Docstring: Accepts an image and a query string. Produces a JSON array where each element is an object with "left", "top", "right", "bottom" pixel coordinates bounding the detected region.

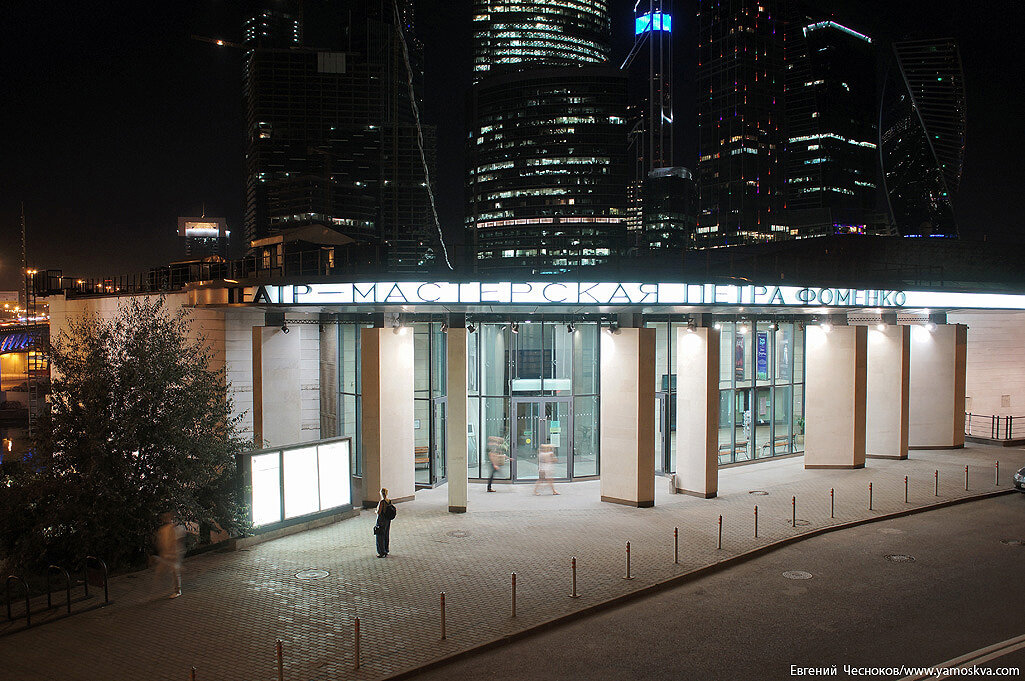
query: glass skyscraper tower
[
  {"left": 880, "top": 39, "right": 966, "bottom": 238},
  {"left": 467, "top": 0, "right": 627, "bottom": 274},
  {"left": 696, "top": 0, "right": 786, "bottom": 247}
]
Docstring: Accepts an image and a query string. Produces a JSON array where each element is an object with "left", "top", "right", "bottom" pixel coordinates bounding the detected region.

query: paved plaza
[{"left": 1, "top": 444, "right": 1023, "bottom": 681}]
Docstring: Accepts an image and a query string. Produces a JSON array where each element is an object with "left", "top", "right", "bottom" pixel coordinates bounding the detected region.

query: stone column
[
  {"left": 866, "top": 324, "right": 910, "bottom": 459},
  {"left": 599, "top": 327, "right": 656, "bottom": 507},
  {"left": 252, "top": 326, "right": 302, "bottom": 448},
  {"left": 674, "top": 325, "right": 720, "bottom": 498},
  {"left": 360, "top": 327, "right": 415, "bottom": 507},
  {"left": 446, "top": 327, "right": 468, "bottom": 513},
  {"left": 909, "top": 324, "right": 967, "bottom": 449},
  {"left": 804, "top": 324, "right": 867, "bottom": 469}
]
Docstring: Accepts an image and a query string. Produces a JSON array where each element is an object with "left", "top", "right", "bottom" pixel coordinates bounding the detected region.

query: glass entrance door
[
  {"left": 512, "top": 398, "right": 572, "bottom": 481},
  {"left": 433, "top": 397, "right": 448, "bottom": 483},
  {"left": 655, "top": 392, "right": 668, "bottom": 474}
]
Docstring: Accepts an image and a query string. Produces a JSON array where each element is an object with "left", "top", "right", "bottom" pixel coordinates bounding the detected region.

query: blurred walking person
[
  {"left": 486, "top": 435, "right": 509, "bottom": 492},
  {"left": 154, "top": 511, "right": 185, "bottom": 598},
  {"left": 534, "top": 444, "right": 559, "bottom": 495},
  {"left": 375, "top": 488, "right": 397, "bottom": 557}
]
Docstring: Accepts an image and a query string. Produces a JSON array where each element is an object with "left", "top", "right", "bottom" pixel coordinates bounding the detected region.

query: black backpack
[{"left": 384, "top": 502, "right": 397, "bottom": 520}]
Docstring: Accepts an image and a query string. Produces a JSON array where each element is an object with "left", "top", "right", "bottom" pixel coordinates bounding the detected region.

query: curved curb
[{"left": 381, "top": 488, "right": 1018, "bottom": 681}]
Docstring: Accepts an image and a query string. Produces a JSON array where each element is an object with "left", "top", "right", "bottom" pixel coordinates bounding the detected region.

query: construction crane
[{"left": 190, "top": 35, "right": 242, "bottom": 49}]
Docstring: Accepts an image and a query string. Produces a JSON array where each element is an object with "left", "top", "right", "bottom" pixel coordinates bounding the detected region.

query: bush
[{"left": 0, "top": 296, "right": 251, "bottom": 575}]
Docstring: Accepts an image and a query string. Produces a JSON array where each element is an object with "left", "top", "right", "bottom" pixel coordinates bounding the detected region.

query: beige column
[
  {"left": 804, "top": 324, "right": 867, "bottom": 469},
  {"left": 599, "top": 327, "right": 656, "bottom": 507},
  {"left": 674, "top": 326, "right": 720, "bottom": 498},
  {"left": 909, "top": 324, "right": 967, "bottom": 449},
  {"left": 251, "top": 326, "right": 302, "bottom": 448},
  {"left": 360, "top": 327, "right": 415, "bottom": 508},
  {"left": 446, "top": 328, "right": 468, "bottom": 513},
  {"left": 866, "top": 325, "right": 910, "bottom": 459}
]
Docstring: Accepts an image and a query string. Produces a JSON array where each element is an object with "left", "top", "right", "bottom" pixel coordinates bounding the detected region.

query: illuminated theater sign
[{"left": 230, "top": 282, "right": 1025, "bottom": 311}]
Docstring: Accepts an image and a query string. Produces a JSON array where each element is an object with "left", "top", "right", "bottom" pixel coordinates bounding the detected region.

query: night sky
[{"left": 2, "top": 0, "right": 1022, "bottom": 291}]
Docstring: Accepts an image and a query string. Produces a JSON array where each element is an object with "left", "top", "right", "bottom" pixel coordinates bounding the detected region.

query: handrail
[
  {"left": 5, "top": 575, "right": 30, "bottom": 626},
  {"left": 83, "top": 556, "right": 109, "bottom": 605},
  {"left": 46, "top": 565, "right": 72, "bottom": 615},
  {"left": 965, "top": 413, "right": 1025, "bottom": 440}
]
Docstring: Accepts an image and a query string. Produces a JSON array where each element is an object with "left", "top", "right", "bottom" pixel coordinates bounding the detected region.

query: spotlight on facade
[
  {"left": 467, "top": 323, "right": 476, "bottom": 334},
  {"left": 511, "top": 322, "right": 519, "bottom": 334},
  {"left": 441, "top": 322, "right": 449, "bottom": 333},
  {"left": 567, "top": 322, "right": 576, "bottom": 333},
  {"left": 281, "top": 323, "right": 290, "bottom": 334},
  {"left": 925, "top": 322, "right": 937, "bottom": 332},
  {"left": 713, "top": 322, "right": 722, "bottom": 330},
  {"left": 819, "top": 322, "right": 832, "bottom": 333},
  {"left": 876, "top": 322, "right": 887, "bottom": 331},
  {"left": 738, "top": 323, "right": 749, "bottom": 335},
  {"left": 686, "top": 319, "right": 697, "bottom": 332}
]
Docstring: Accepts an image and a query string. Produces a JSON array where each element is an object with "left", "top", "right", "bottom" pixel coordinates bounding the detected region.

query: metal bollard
[
  {"left": 965, "top": 465, "right": 969, "bottom": 491},
  {"left": 191, "top": 667, "right": 196, "bottom": 681},
  {"left": 717, "top": 515, "right": 723, "bottom": 550},
  {"left": 511, "top": 573, "right": 517, "bottom": 617},
  {"left": 996, "top": 461, "right": 1000, "bottom": 486},
  {"left": 869, "top": 482, "right": 873, "bottom": 510},
  {"left": 570, "top": 557, "right": 580, "bottom": 598},
  {"left": 674, "top": 527, "right": 679, "bottom": 565},
  {"left": 754, "top": 506, "right": 758, "bottom": 538},
  {"left": 354, "top": 618, "right": 360, "bottom": 671},
  {"left": 276, "top": 639, "right": 283, "bottom": 681},
  {"left": 935, "top": 469, "right": 939, "bottom": 496},
  {"left": 830, "top": 488, "right": 834, "bottom": 519},
  {"left": 440, "top": 592, "right": 446, "bottom": 640},
  {"left": 792, "top": 496, "right": 796, "bottom": 528},
  {"left": 624, "top": 542, "right": 634, "bottom": 580},
  {"left": 905, "top": 475, "right": 909, "bottom": 503}
]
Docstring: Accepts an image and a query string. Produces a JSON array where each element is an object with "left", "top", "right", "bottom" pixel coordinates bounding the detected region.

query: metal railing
[{"left": 965, "top": 413, "right": 1025, "bottom": 440}]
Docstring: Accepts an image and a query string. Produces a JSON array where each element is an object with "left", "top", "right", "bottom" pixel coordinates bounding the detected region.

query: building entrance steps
[{"left": 1, "top": 444, "right": 1022, "bottom": 681}]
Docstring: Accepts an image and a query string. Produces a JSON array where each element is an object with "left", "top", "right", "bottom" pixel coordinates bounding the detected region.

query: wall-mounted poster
[
  {"left": 756, "top": 332, "right": 769, "bottom": 380},
  {"left": 735, "top": 333, "right": 746, "bottom": 381},
  {"left": 778, "top": 326, "right": 793, "bottom": 381}
]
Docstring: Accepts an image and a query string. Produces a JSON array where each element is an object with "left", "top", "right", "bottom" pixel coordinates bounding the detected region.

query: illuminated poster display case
[{"left": 239, "top": 436, "right": 354, "bottom": 531}]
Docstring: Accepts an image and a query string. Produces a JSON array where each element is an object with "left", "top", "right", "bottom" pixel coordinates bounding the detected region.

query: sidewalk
[{"left": 1, "top": 445, "right": 1022, "bottom": 681}]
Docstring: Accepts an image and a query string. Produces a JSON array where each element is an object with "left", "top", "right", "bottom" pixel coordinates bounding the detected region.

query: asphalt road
[{"left": 412, "top": 493, "right": 1025, "bottom": 681}]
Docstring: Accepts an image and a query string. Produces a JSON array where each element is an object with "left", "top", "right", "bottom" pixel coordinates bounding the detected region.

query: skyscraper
[
  {"left": 466, "top": 0, "right": 627, "bottom": 274},
  {"left": 696, "top": 0, "right": 785, "bottom": 247},
  {"left": 623, "top": 1, "right": 675, "bottom": 236},
  {"left": 784, "top": 16, "right": 878, "bottom": 236},
  {"left": 243, "top": 1, "right": 441, "bottom": 271},
  {"left": 880, "top": 39, "right": 966, "bottom": 238}
]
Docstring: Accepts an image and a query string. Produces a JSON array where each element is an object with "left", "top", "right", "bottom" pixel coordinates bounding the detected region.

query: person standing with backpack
[{"left": 374, "top": 488, "right": 396, "bottom": 557}]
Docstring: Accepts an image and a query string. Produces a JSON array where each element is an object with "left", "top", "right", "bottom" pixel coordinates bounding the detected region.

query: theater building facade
[{"left": 47, "top": 279, "right": 1025, "bottom": 515}]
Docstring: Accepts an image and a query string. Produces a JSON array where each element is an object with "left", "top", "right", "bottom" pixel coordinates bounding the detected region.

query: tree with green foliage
[{"left": 0, "top": 296, "right": 250, "bottom": 574}]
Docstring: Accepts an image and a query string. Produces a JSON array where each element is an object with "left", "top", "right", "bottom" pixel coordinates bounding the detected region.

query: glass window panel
[
  {"left": 718, "top": 389, "right": 733, "bottom": 464},
  {"left": 414, "top": 324, "right": 430, "bottom": 398},
  {"left": 283, "top": 446, "right": 320, "bottom": 519},
  {"left": 481, "top": 324, "right": 510, "bottom": 396},
  {"left": 467, "top": 329, "right": 480, "bottom": 396},
  {"left": 544, "top": 401, "right": 570, "bottom": 478},
  {"left": 432, "top": 323, "right": 447, "bottom": 397},
  {"left": 513, "top": 400, "right": 539, "bottom": 480},
  {"left": 775, "top": 323, "right": 794, "bottom": 384},
  {"left": 317, "top": 440, "right": 351, "bottom": 509},
  {"left": 793, "top": 325, "right": 805, "bottom": 383},
  {"left": 648, "top": 322, "right": 670, "bottom": 392},
  {"left": 433, "top": 399, "right": 447, "bottom": 482},
  {"left": 754, "top": 386, "right": 773, "bottom": 458},
  {"left": 719, "top": 324, "right": 734, "bottom": 388},
  {"left": 793, "top": 384, "right": 805, "bottom": 453},
  {"left": 340, "top": 394, "right": 358, "bottom": 474},
  {"left": 467, "top": 396, "right": 481, "bottom": 478},
  {"left": 573, "top": 395, "right": 598, "bottom": 476},
  {"left": 734, "top": 388, "right": 752, "bottom": 462},
  {"left": 251, "top": 452, "right": 282, "bottom": 527},
  {"left": 484, "top": 397, "right": 511, "bottom": 480},
  {"left": 734, "top": 327, "right": 752, "bottom": 387},
  {"left": 773, "top": 385, "right": 793, "bottom": 456},
  {"left": 544, "top": 323, "right": 573, "bottom": 395},
  {"left": 515, "top": 322, "right": 544, "bottom": 381},
  {"left": 415, "top": 397, "right": 431, "bottom": 485},
  {"left": 571, "top": 323, "right": 599, "bottom": 395}
]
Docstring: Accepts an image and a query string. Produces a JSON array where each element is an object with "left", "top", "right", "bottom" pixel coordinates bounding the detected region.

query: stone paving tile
[{"left": 0, "top": 445, "right": 1022, "bottom": 681}]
